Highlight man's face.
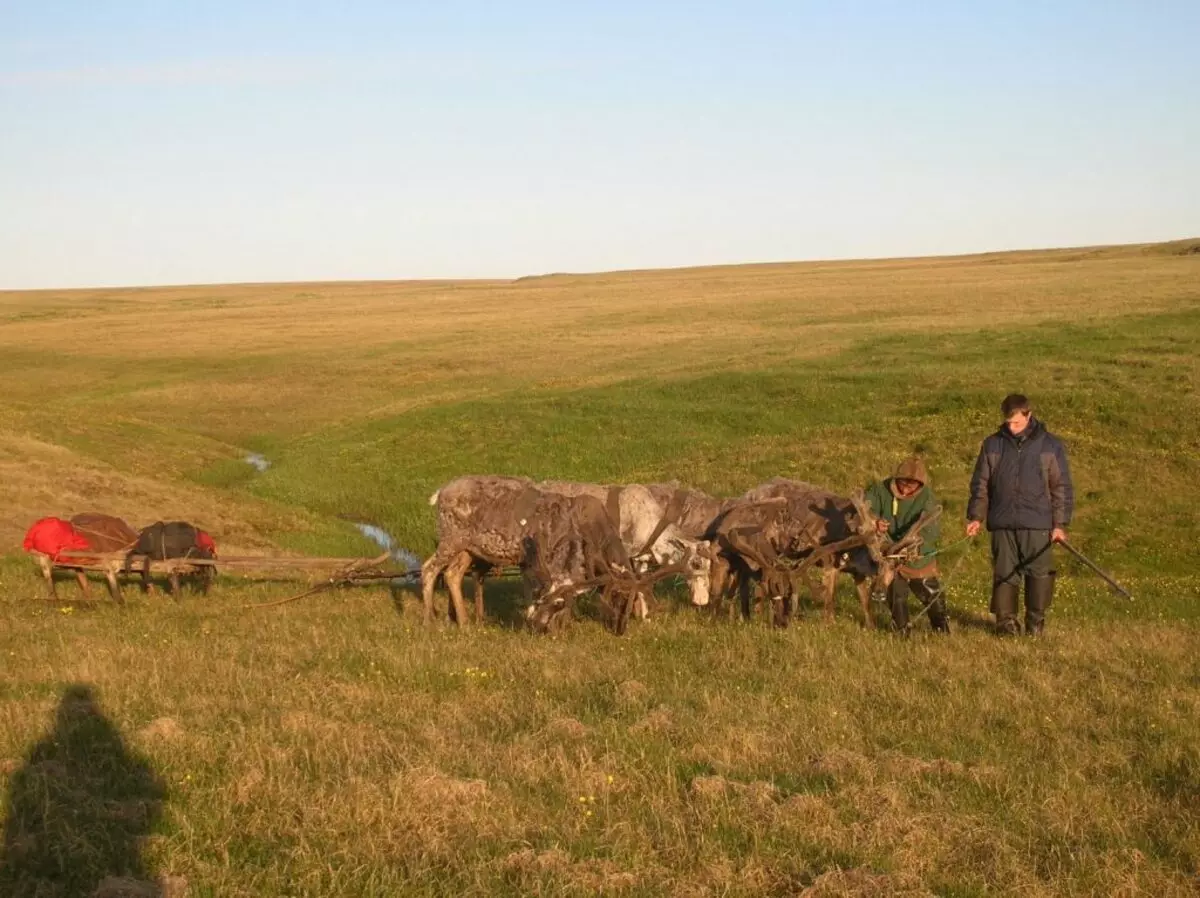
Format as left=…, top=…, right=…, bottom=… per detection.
left=894, top=478, right=921, bottom=498
left=1006, top=410, right=1031, bottom=435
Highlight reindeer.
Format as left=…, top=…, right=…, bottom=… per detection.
left=421, top=475, right=536, bottom=625
left=714, top=479, right=939, bottom=628
left=519, top=490, right=645, bottom=635
left=423, top=475, right=715, bottom=626
left=537, top=481, right=715, bottom=616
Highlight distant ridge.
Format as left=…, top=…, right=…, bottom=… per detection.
left=2, top=238, right=1196, bottom=295
left=507, top=237, right=1200, bottom=284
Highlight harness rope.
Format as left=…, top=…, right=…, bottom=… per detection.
left=70, top=524, right=138, bottom=554
left=924, top=533, right=976, bottom=558
left=238, top=553, right=396, bottom=609
left=897, top=534, right=980, bottom=631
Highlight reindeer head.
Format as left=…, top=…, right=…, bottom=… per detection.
left=844, top=494, right=943, bottom=597
left=847, top=490, right=897, bottom=597
left=848, top=490, right=887, bottom=559
left=649, top=536, right=715, bottom=607
left=683, top=539, right=714, bottom=607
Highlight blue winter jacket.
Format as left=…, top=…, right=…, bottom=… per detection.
left=966, top=418, right=1073, bottom=531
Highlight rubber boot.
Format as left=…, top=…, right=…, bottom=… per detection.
left=888, top=577, right=910, bottom=634
left=923, top=579, right=950, bottom=633
left=1024, top=574, right=1055, bottom=636
left=991, top=581, right=1020, bottom=636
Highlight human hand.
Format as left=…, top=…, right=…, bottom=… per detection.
left=1052, top=527, right=1067, bottom=543
left=966, top=520, right=982, bottom=538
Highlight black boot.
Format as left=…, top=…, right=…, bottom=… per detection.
left=922, top=579, right=950, bottom=633
left=888, top=577, right=910, bottom=634
left=991, top=581, right=1020, bottom=636
left=1024, top=574, right=1055, bottom=636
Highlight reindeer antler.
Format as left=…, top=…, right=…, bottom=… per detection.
left=886, top=505, right=944, bottom=558
left=847, top=489, right=888, bottom=563
left=848, top=490, right=873, bottom=535
left=787, top=532, right=870, bottom=575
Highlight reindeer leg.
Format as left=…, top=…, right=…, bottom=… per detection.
left=420, top=553, right=448, bottom=623
left=726, top=566, right=745, bottom=620
left=521, top=568, right=535, bottom=608
left=738, top=569, right=754, bottom=620
left=708, top=556, right=729, bottom=616
left=75, top=570, right=90, bottom=599
left=445, top=552, right=472, bottom=628
left=770, top=595, right=786, bottom=628
left=472, top=566, right=486, bottom=623
left=855, top=576, right=875, bottom=629
left=811, top=566, right=837, bottom=622
left=168, top=568, right=181, bottom=600
left=615, top=587, right=635, bottom=636
left=787, top=574, right=803, bottom=619
left=772, top=578, right=793, bottom=629
left=552, top=590, right=578, bottom=634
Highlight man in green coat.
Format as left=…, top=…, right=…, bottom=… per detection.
left=865, top=456, right=949, bottom=633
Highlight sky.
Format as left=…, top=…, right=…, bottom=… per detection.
left=1, top=1, right=1197, bottom=289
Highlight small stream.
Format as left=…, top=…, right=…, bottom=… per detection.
left=237, top=453, right=418, bottom=579
left=352, top=523, right=421, bottom=579
left=244, top=453, right=272, bottom=472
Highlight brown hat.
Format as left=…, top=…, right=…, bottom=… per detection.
left=893, top=456, right=928, bottom=486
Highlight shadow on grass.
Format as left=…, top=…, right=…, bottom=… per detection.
left=0, top=684, right=166, bottom=898
left=479, top=577, right=533, bottom=629
left=948, top=605, right=995, bottom=633
left=391, top=572, right=532, bottom=629
left=409, top=574, right=707, bottom=631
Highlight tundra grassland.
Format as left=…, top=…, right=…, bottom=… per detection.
left=1, top=241, right=1198, bottom=896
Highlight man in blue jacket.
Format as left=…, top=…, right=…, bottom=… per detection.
left=966, top=394, right=1073, bottom=635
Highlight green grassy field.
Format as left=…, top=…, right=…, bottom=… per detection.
left=1, top=241, right=1198, bottom=896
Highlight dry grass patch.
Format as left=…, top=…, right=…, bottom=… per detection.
left=136, top=718, right=185, bottom=744
left=91, top=875, right=189, bottom=898
left=800, top=868, right=934, bottom=897
left=628, top=707, right=673, bottom=735
left=545, top=717, right=591, bottom=740
left=0, top=432, right=317, bottom=553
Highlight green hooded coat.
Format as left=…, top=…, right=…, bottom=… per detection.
left=865, top=456, right=940, bottom=577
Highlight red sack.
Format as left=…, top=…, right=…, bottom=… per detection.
left=196, top=530, right=217, bottom=558
left=23, top=517, right=92, bottom=561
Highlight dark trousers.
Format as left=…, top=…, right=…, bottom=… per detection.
left=990, top=529, right=1054, bottom=586
left=888, top=575, right=949, bottom=632
left=990, top=529, right=1056, bottom=634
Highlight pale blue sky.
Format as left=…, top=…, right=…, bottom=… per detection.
left=1, top=2, right=1197, bottom=288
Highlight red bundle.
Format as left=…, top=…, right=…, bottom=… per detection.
left=196, top=529, right=217, bottom=558
left=23, top=517, right=92, bottom=561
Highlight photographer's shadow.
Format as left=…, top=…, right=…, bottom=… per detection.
left=0, top=684, right=167, bottom=898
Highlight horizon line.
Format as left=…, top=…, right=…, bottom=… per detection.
left=3, top=235, right=1196, bottom=296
